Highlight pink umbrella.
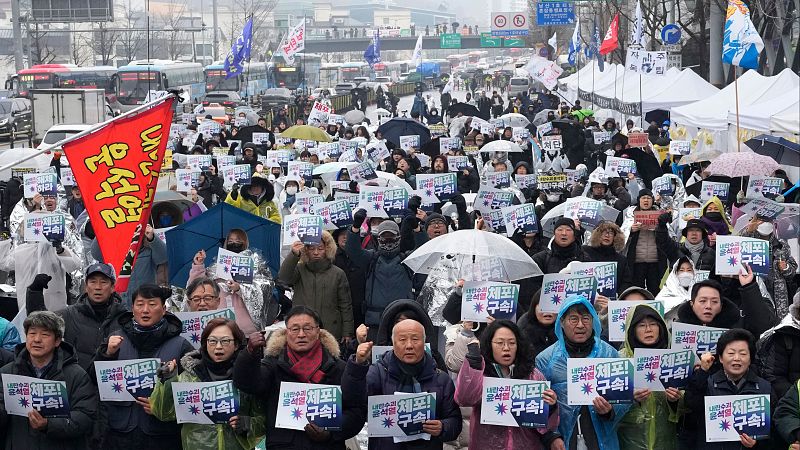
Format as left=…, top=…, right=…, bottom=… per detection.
left=707, top=152, right=781, bottom=177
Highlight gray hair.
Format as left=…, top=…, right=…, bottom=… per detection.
left=391, top=319, right=426, bottom=343
left=186, top=276, right=220, bottom=298
left=23, top=311, right=65, bottom=340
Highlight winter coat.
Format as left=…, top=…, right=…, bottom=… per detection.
left=698, top=196, right=733, bottom=236
left=334, top=247, right=367, bottom=330
left=454, top=358, right=560, bottom=450
left=617, top=304, right=684, bottom=450
left=342, top=351, right=463, bottom=450
left=655, top=221, right=715, bottom=272
left=13, top=239, right=81, bottom=313
left=457, top=167, right=481, bottom=194
left=516, top=311, right=557, bottom=360
left=738, top=229, right=798, bottom=319
left=535, top=296, right=631, bottom=450
left=278, top=234, right=354, bottom=340
left=530, top=240, right=586, bottom=293
left=0, top=342, right=97, bottom=450
left=375, top=299, right=447, bottom=371
left=232, top=328, right=365, bottom=449
left=91, top=235, right=167, bottom=306
left=774, top=379, right=800, bottom=445
left=684, top=368, right=773, bottom=450
left=224, top=177, right=281, bottom=224
left=0, top=317, right=20, bottom=351
left=757, top=297, right=800, bottom=400
left=55, top=292, right=127, bottom=372
left=675, top=281, right=777, bottom=340
left=150, top=350, right=266, bottom=450
left=582, top=244, right=634, bottom=295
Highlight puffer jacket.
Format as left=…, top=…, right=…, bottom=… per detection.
left=617, top=304, right=685, bottom=450
left=0, top=342, right=97, bottom=450
left=655, top=220, right=715, bottom=272
left=150, top=350, right=266, bottom=450
left=224, top=176, right=281, bottom=224
left=278, top=232, right=354, bottom=340
left=757, top=294, right=800, bottom=400
left=535, top=296, right=631, bottom=450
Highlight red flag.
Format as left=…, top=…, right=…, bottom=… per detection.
left=63, top=98, right=175, bottom=292
left=599, top=14, right=619, bottom=56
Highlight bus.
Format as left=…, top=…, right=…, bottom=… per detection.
left=272, top=54, right=321, bottom=92
left=468, top=51, right=489, bottom=64
left=117, top=60, right=205, bottom=111
left=446, top=54, right=469, bottom=69
left=10, top=64, right=76, bottom=97
left=319, top=63, right=341, bottom=87
left=204, top=61, right=272, bottom=99
left=339, top=61, right=369, bottom=82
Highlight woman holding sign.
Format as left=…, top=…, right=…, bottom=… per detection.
left=150, top=318, right=266, bottom=450
left=453, top=320, right=564, bottom=450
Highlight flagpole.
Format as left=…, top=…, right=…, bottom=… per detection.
left=734, top=68, right=741, bottom=152
left=591, top=58, right=596, bottom=109
left=638, top=71, right=643, bottom=127
left=0, top=93, right=181, bottom=173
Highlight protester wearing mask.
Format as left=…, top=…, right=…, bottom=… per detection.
left=656, top=257, right=697, bottom=320
left=516, top=289, right=558, bottom=359
left=699, top=196, right=732, bottom=240
left=656, top=217, right=715, bottom=272
left=625, top=190, right=667, bottom=295
left=279, top=179, right=300, bottom=216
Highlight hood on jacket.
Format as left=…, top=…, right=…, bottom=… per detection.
left=300, top=230, right=337, bottom=263
left=431, top=154, right=448, bottom=172
left=701, top=196, right=733, bottom=231
left=376, top=299, right=440, bottom=349
left=554, top=295, right=603, bottom=351
left=622, top=303, right=670, bottom=354
left=619, top=286, right=655, bottom=300
left=514, top=161, right=532, bottom=175
left=587, top=221, right=625, bottom=252
left=264, top=327, right=341, bottom=359
left=243, top=175, right=275, bottom=204
left=676, top=293, right=742, bottom=328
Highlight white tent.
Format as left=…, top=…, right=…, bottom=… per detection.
left=644, top=68, right=719, bottom=112
left=771, top=101, right=800, bottom=135
left=728, top=87, right=799, bottom=132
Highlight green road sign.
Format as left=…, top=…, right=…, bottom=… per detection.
left=440, top=33, right=462, bottom=49
left=400, top=28, right=411, bottom=37
left=480, top=33, right=502, bottom=48
left=503, top=37, right=526, bottom=47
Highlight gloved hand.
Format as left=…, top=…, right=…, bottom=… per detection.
left=231, top=415, right=252, bottom=435
left=465, top=342, right=483, bottom=370
left=658, top=211, right=672, bottom=226
left=229, top=184, right=240, bottom=201
left=408, top=195, right=422, bottom=212
left=156, top=360, right=178, bottom=381
left=450, top=193, right=467, bottom=213
left=51, top=239, right=64, bottom=254
left=352, top=208, right=367, bottom=229
left=29, top=274, right=52, bottom=292
left=304, top=423, right=331, bottom=442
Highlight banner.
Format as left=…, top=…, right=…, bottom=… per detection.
left=24, top=212, right=65, bottom=243
left=671, top=322, right=728, bottom=356
left=311, top=200, right=353, bottom=230
left=283, top=214, right=324, bottom=246
left=625, top=49, right=668, bottom=75
left=705, top=394, right=770, bottom=442
left=571, top=261, right=618, bottom=299
left=366, top=142, right=391, bottom=165
left=524, top=56, right=563, bottom=90
left=722, top=0, right=765, bottom=70
left=358, top=186, right=409, bottom=219
left=633, top=210, right=664, bottom=231
left=215, top=248, right=256, bottom=283
left=94, top=358, right=160, bottom=401
left=607, top=300, right=664, bottom=342
left=539, top=273, right=598, bottom=313
left=460, top=281, right=519, bottom=321
left=2, top=374, right=69, bottom=417
left=715, top=235, right=770, bottom=275
left=474, top=187, right=515, bottom=214
left=515, top=173, right=537, bottom=189
left=567, top=358, right=634, bottom=405
left=700, top=181, right=730, bottom=201
left=63, top=97, right=175, bottom=292
left=633, top=349, right=694, bottom=391
left=416, top=173, right=457, bottom=202
left=174, top=308, right=235, bottom=348
left=746, top=176, right=782, bottom=199
left=368, top=392, right=436, bottom=438
left=501, top=203, right=538, bottom=237
left=276, top=382, right=342, bottom=431
left=486, top=171, right=511, bottom=189
left=512, top=127, right=529, bottom=141
left=24, top=172, right=58, bottom=198
left=281, top=21, right=306, bottom=65
left=481, top=378, right=550, bottom=428
left=605, top=156, right=638, bottom=178
left=224, top=18, right=253, bottom=78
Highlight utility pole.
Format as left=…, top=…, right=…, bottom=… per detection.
left=11, top=0, right=25, bottom=71
left=709, top=0, right=724, bottom=86
left=212, top=0, right=219, bottom=60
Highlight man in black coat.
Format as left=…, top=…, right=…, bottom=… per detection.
left=530, top=217, right=586, bottom=294
left=656, top=216, right=716, bottom=272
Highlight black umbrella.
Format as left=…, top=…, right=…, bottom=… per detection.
left=377, top=117, right=432, bottom=149
left=447, top=103, right=480, bottom=118
left=236, top=125, right=273, bottom=145
left=745, top=134, right=800, bottom=166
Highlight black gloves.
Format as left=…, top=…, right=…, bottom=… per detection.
left=352, top=208, right=367, bottom=229
left=230, top=184, right=240, bottom=201
left=407, top=195, right=422, bottom=213
left=232, top=415, right=252, bottom=435
left=465, top=342, right=483, bottom=370
left=156, top=361, right=177, bottom=382
left=29, top=274, right=52, bottom=292
left=658, top=211, right=672, bottom=226
left=51, top=239, right=64, bottom=254
left=450, top=194, right=467, bottom=213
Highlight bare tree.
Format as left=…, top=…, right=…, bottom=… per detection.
left=226, top=0, right=279, bottom=61
left=26, top=22, right=57, bottom=64
left=151, top=4, right=191, bottom=60
left=69, top=32, right=92, bottom=66
left=91, top=23, right=119, bottom=66
left=118, top=3, right=146, bottom=63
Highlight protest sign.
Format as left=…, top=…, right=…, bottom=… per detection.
left=283, top=214, right=324, bottom=246
left=94, top=358, right=159, bottom=401
left=536, top=174, right=567, bottom=191
left=485, top=171, right=511, bottom=188
left=705, top=395, right=770, bottom=442
left=651, top=175, right=675, bottom=197
left=537, top=122, right=553, bottom=137
left=2, top=374, right=69, bottom=417
left=607, top=300, right=664, bottom=342
left=215, top=248, right=256, bottom=284
left=668, top=140, right=691, bottom=155
left=738, top=198, right=786, bottom=220
left=678, top=207, right=702, bottom=230
left=439, top=137, right=461, bottom=153
left=176, top=169, right=200, bottom=192
left=539, top=273, right=598, bottom=313
left=172, top=380, right=239, bottom=424
left=349, top=161, right=378, bottom=181
left=221, top=164, right=251, bottom=188
left=480, top=121, right=495, bottom=135
left=319, top=142, right=342, bottom=160
left=368, top=393, right=436, bottom=438
left=474, top=187, right=515, bottom=214
left=251, top=132, right=272, bottom=145
left=308, top=102, right=332, bottom=125
left=174, top=308, right=235, bottom=348
left=567, top=358, right=634, bottom=405
left=501, top=203, right=538, bottom=237
left=715, top=235, right=770, bottom=276
left=571, top=262, right=618, bottom=299
left=700, top=181, right=730, bottom=202
left=514, top=173, right=537, bottom=189
left=293, top=192, right=325, bottom=215
left=447, top=155, right=470, bottom=172
left=593, top=131, right=611, bottom=145
left=334, top=191, right=360, bottom=210
left=399, top=135, right=420, bottom=151
left=23, top=172, right=57, bottom=198
left=671, top=322, right=728, bottom=356
left=357, top=187, right=409, bottom=219
left=276, top=382, right=342, bottom=431
left=461, top=281, right=519, bottom=322
left=287, top=161, right=313, bottom=183
left=484, top=209, right=507, bottom=234
left=197, top=119, right=221, bottom=136
left=416, top=173, right=457, bottom=202
left=605, top=156, right=637, bottom=178
left=428, top=124, right=447, bottom=138
left=633, top=349, right=694, bottom=391
left=327, top=114, right=344, bottom=125
left=481, top=378, right=550, bottom=428
left=564, top=197, right=604, bottom=229
left=512, top=127, right=529, bottom=141
left=216, top=155, right=236, bottom=170
left=187, top=155, right=213, bottom=171
left=24, top=212, right=65, bottom=243
left=366, top=141, right=391, bottom=164
left=540, top=135, right=563, bottom=152
left=266, top=150, right=293, bottom=168
left=627, top=132, right=650, bottom=147
left=60, top=167, right=75, bottom=186
left=311, top=200, right=353, bottom=230
left=695, top=270, right=711, bottom=282
left=633, top=210, right=665, bottom=231
left=746, top=176, right=783, bottom=199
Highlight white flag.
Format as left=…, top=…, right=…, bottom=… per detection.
left=442, top=73, right=455, bottom=94
left=631, top=0, right=644, bottom=47
left=548, top=32, right=557, bottom=54
left=411, top=34, right=423, bottom=67
left=281, top=21, right=306, bottom=65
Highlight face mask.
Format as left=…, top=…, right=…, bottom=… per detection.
left=756, top=222, right=774, bottom=235
left=605, top=149, right=615, bottom=156
left=677, top=273, right=694, bottom=288
left=377, top=235, right=400, bottom=253
left=158, top=216, right=171, bottom=227
left=226, top=243, right=245, bottom=253
left=546, top=194, right=561, bottom=202
left=705, top=211, right=723, bottom=221
left=285, top=186, right=298, bottom=196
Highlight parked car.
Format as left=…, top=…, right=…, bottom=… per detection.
left=334, top=82, right=357, bottom=92
left=202, top=91, right=243, bottom=109
left=0, top=98, right=32, bottom=140
left=36, top=123, right=93, bottom=151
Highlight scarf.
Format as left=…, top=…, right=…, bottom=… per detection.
left=564, top=331, right=596, bottom=358
left=684, top=241, right=705, bottom=266
left=201, top=349, right=236, bottom=381
left=132, top=316, right=167, bottom=334
left=287, top=339, right=325, bottom=383
left=396, top=357, right=425, bottom=393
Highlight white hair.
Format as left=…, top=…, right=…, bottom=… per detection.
left=391, top=319, right=426, bottom=343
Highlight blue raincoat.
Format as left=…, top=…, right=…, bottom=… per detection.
left=535, top=296, right=631, bottom=450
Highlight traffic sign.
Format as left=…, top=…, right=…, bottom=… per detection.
left=480, top=32, right=502, bottom=48
left=662, top=44, right=682, bottom=52
left=536, top=1, right=575, bottom=26
left=667, top=54, right=682, bottom=69
left=503, top=37, right=527, bottom=47
left=660, top=24, right=681, bottom=45
left=491, top=12, right=530, bottom=37
left=440, top=33, right=462, bottom=49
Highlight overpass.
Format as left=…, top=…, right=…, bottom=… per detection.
left=303, top=35, right=531, bottom=53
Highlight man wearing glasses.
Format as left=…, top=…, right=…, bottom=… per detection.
left=185, top=276, right=222, bottom=312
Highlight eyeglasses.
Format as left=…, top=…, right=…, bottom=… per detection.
left=565, top=315, right=593, bottom=326
left=491, top=340, right=517, bottom=348
left=188, top=295, right=218, bottom=305
left=601, top=230, right=616, bottom=236
left=288, top=325, right=319, bottom=335
left=207, top=338, right=235, bottom=347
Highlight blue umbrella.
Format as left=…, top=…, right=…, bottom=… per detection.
left=165, top=202, right=281, bottom=288
left=377, top=117, right=432, bottom=149
left=745, top=134, right=800, bottom=166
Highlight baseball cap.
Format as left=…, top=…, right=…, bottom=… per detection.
left=373, top=220, right=400, bottom=236
left=85, top=262, right=116, bottom=281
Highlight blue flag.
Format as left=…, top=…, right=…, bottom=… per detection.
left=592, top=21, right=604, bottom=72
left=568, top=19, right=581, bottom=66
left=364, top=30, right=381, bottom=68
left=722, top=0, right=764, bottom=69
left=224, top=18, right=253, bottom=79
